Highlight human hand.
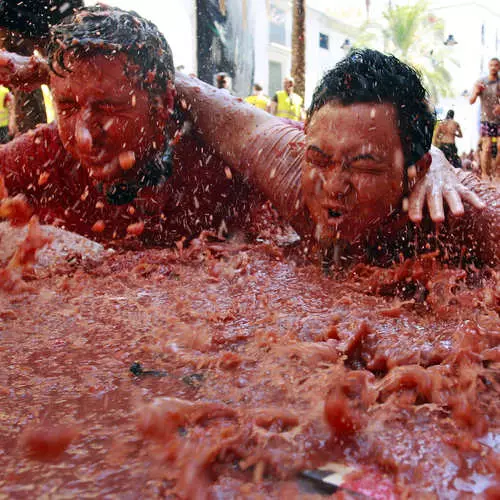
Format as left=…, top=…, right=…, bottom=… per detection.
left=0, top=50, right=49, bottom=91
left=407, top=146, right=485, bottom=224
left=494, top=104, right=500, bottom=117
left=473, top=81, right=486, bottom=96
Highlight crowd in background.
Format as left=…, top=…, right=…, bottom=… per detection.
left=0, top=1, right=497, bottom=183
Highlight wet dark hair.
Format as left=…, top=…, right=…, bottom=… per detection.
left=46, top=5, right=175, bottom=205
left=308, top=49, right=436, bottom=167
left=47, top=5, right=174, bottom=96
left=0, top=0, right=83, bottom=39
left=446, top=109, right=455, bottom=119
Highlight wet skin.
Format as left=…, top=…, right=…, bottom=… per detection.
left=50, top=53, right=168, bottom=183
left=302, top=102, right=412, bottom=246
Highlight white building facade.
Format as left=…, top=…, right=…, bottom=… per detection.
left=264, top=0, right=360, bottom=105
left=429, top=0, right=500, bottom=152
left=84, top=0, right=499, bottom=152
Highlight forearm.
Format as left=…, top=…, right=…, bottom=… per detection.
left=174, top=74, right=312, bottom=238
left=239, top=120, right=311, bottom=236
left=455, top=171, right=500, bottom=265
left=0, top=123, right=64, bottom=202
left=174, top=74, right=272, bottom=168
left=0, top=50, right=50, bottom=91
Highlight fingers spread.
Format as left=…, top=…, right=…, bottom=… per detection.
left=457, top=185, right=486, bottom=210
left=408, top=182, right=426, bottom=223
left=426, top=188, right=445, bottom=223
left=443, top=188, right=464, bottom=217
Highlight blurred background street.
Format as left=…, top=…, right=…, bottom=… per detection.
left=84, top=0, right=499, bottom=154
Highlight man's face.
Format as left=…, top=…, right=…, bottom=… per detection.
left=51, top=53, right=165, bottom=182
left=284, top=79, right=294, bottom=93
left=489, top=59, right=500, bottom=78
left=302, top=102, right=405, bottom=246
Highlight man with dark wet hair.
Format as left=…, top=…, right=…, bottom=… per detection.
left=0, top=10, right=489, bottom=255
left=45, top=5, right=176, bottom=199
left=176, top=49, right=498, bottom=266
left=0, top=5, right=253, bottom=244
left=308, top=51, right=435, bottom=168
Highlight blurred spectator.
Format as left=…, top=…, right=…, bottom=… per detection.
left=0, top=84, right=12, bottom=143
left=270, top=76, right=305, bottom=122
left=244, top=83, right=270, bottom=111
left=0, top=0, right=83, bottom=133
left=462, top=149, right=481, bottom=177
left=434, top=109, right=462, bottom=168
left=41, top=83, right=55, bottom=123
left=215, top=72, right=231, bottom=92
left=469, top=57, right=500, bottom=180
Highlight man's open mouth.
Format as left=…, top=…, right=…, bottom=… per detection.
left=325, top=207, right=347, bottom=227
left=328, top=208, right=343, bottom=218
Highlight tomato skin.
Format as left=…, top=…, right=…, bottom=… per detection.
left=324, top=387, right=362, bottom=437
left=20, top=425, right=79, bottom=460
left=342, top=470, right=398, bottom=500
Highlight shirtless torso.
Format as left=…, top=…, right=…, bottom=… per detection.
left=435, top=119, right=463, bottom=168
left=436, top=119, right=462, bottom=145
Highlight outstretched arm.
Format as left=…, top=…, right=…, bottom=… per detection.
left=0, top=50, right=50, bottom=91
left=174, top=73, right=272, bottom=165
left=174, top=74, right=312, bottom=236
left=469, top=81, right=484, bottom=105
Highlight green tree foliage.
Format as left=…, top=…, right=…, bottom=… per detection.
left=355, top=1, right=456, bottom=102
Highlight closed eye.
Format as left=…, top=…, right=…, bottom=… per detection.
left=350, top=154, right=385, bottom=172
left=96, top=101, right=128, bottom=113
left=351, top=154, right=376, bottom=161
left=305, top=146, right=331, bottom=168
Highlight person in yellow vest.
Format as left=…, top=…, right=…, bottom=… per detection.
left=245, top=83, right=270, bottom=111
left=0, top=85, right=13, bottom=143
left=270, top=76, right=305, bottom=121
left=41, top=84, right=55, bottom=123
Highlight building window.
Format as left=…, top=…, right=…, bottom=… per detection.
left=269, top=6, right=286, bottom=45
left=319, top=33, right=329, bottom=50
